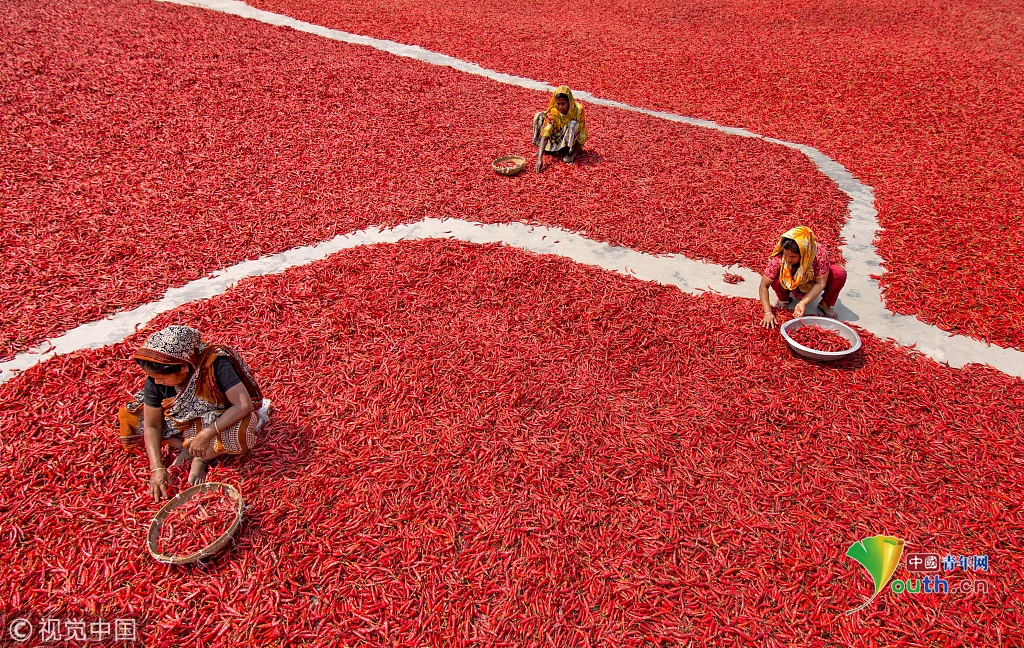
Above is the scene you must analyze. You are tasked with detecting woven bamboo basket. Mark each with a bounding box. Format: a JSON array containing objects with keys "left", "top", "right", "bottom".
[
  {"left": 492, "top": 154, "right": 527, "bottom": 176},
  {"left": 148, "top": 481, "right": 244, "bottom": 565}
]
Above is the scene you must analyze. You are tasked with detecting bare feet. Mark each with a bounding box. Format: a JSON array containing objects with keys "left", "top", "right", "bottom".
[
  {"left": 564, "top": 152, "right": 577, "bottom": 164},
  {"left": 188, "top": 457, "right": 209, "bottom": 486},
  {"left": 819, "top": 303, "right": 837, "bottom": 318},
  {"left": 171, "top": 446, "right": 192, "bottom": 468}
]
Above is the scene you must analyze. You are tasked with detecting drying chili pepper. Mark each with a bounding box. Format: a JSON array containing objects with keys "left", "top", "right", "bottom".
[
  {"left": 788, "top": 325, "right": 851, "bottom": 352},
  {"left": 3, "top": 0, "right": 1024, "bottom": 643},
  {"left": 0, "top": 240, "right": 1020, "bottom": 646},
  {"left": 246, "top": 0, "right": 1024, "bottom": 351},
  {"left": 0, "top": 0, "right": 851, "bottom": 361},
  {"left": 157, "top": 491, "right": 238, "bottom": 557}
]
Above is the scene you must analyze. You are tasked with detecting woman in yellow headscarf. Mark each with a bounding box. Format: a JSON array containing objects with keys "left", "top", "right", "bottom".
[
  {"left": 758, "top": 226, "right": 847, "bottom": 328},
  {"left": 533, "top": 86, "right": 589, "bottom": 172}
]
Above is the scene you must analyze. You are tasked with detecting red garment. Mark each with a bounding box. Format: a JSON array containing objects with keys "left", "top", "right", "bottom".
[{"left": 771, "top": 262, "right": 847, "bottom": 307}]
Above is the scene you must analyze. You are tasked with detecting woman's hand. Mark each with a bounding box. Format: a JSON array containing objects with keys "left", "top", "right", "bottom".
[
  {"left": 761, "top": 310, "right": 778, "bottom": 329},
  {"left": 188, "top": 427, "right": 218, "bottom": 460},
  {"left": 793, "top": 302, "right": 807, "bottom": 319},
  {"left": 149, "top": 467, "right": 170, "bottom": 502}
]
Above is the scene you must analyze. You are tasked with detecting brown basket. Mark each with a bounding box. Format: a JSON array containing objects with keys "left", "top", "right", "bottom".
[
  {"left": 147, "top": 481, "right": 244, "bottom": 565},
  {"left": 492, "top": 154, "right": 527, "bottom": 177}
]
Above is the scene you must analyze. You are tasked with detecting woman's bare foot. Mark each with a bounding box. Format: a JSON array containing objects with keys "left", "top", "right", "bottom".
[
  {"left": 188, "top": 457, "right": 209, "bottom": 486},
  {"left": 819, "top": 303, "right": 837, "bottom": 318},
  {"left": 171, "top": 446, "right": 192, "bottom": 468}
]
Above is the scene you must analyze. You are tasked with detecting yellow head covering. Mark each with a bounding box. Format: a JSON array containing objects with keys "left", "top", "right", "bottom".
[
  {"left": 771, "top": 226, "right": 818, "bottom": 293},
  {"left": 541, "top": 86, "right": 589, "bottom": 145}
]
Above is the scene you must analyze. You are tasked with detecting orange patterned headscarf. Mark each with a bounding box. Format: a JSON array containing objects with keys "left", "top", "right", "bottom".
[
  {"left": 771, "top": 226, "right": 818, "bottom": 293},
  {"left": 132, "top": 325, "right": 203, "bottom": 369}
]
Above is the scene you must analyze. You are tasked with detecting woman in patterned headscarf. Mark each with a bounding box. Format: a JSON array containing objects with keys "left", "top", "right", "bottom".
[
  {"left": 533, "top": 86, "right": 589, "bottom": 172},
  {"left": 758, "top": 226, "right": 847, "bottom": 328},
  {"left": 117, "top": 325, "right": 268, "bottom": 501}
]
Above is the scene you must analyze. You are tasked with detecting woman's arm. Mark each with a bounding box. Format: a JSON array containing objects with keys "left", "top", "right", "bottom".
[
  {"left": 794, "top": 273, "right": 829, "bottom": 318},
  {"left": 188, "top": 383, "right": 254, "bottom": 460},
  {"left": 759, "top": 275, "right": 778, "bottom": 329},
  {"left": 535, "top": 136, "right": 548, "bottom": 173},
  {"left": 143, "top": 405, "right": 170, "bottom": 501}
]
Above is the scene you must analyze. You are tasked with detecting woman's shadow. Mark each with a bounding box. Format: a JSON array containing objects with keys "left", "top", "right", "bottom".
[
  {"left": 232, "top": 418, "right": 315, "bottom": 482},
  {"left": 572, "top": 149, "right": 605, "bottom": 167}
]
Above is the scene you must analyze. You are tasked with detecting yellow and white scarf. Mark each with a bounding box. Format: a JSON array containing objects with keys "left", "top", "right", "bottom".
[{"left": 771, "top": 226, "right": 818, "bottom": 293}]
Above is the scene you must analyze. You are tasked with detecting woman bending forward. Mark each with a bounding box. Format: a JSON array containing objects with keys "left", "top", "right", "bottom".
[
  {"left": 117, "top": 325, "right": 268, "bottom": 501},
  {"left": 759, "top": 226, "right": 847, "bottom": 328}
]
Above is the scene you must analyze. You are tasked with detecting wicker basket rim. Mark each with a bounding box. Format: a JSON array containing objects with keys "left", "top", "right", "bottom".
[
  {"left": 492, "top": 154, "right": 528, "bottom": 176},
  {"left": 147, "top": 481, "right": 244, "bottom": 565}
]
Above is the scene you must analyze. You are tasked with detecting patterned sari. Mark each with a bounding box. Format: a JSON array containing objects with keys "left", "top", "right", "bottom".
[{"left": 117, "top": 325, "right": 266, "bottom": 455}]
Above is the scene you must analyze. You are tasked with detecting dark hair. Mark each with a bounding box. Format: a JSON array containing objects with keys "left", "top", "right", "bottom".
[
  {"left": 135, "top": 359, "right": 186, "bottom": 375},
  {"left": 780, "top": 238, "right": 801, "bottom": 254},
  {"left": 555, "top": 93, "right": 569, "bottom": 102}
]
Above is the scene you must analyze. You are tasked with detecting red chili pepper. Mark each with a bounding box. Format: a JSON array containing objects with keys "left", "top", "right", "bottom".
[
  {"left": 788, "top": 325, "right": 852, "bottom": 352},
  {"left": 3, "top": 0, "right": 1024, "bottom": 644},
  {"left": 156, "top": 491, "right": 237, "bottom": 557}
]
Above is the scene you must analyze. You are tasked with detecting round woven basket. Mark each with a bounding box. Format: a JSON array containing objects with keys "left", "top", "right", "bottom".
[
  {"left": 148, "top": 481, "right": 244, "bottom": 565},
  {"left": 492, "top": 154, "right": 527, "bottom": 177}
]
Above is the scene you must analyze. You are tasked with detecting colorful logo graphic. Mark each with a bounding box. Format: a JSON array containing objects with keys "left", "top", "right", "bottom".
[{"left": 845, "top": 535, "right": 905, "bottom": 614}]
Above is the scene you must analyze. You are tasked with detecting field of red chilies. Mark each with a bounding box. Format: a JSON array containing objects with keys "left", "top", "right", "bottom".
[
  {"left": 250, "top": 0, "right": 1024, "bottom": 351},
  {"left": 1, "top": 0, "right": 1023, "bottom": 645},
  {"left": 0, "top": 0, "right": 848, "bottom": 361},
  {"left": 3, "top": 242, "right": 1023, "bottom": 645}
]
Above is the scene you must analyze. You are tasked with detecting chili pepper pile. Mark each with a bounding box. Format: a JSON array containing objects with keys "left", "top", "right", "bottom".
[
  {"left": 493, "top": 159, "right": 523, "bottom": 171},
  {"left": 0, "top": 241, "right": 1021, "bottom": 645},
  {"left": 2, "top": 0, "right": 1023, "bottom": 644},
  {"left": 249, "top": 0, "right": 1024, "bottom": 351},
  {"left": 788, "top": 325, "right": 852, "bottom": 353},
  {"left": 722, "top": 272, "right": 745, "bottom": 285},
  {"left": 157, "top": 491, "right": 238, "bottom": 557},
  {"left": 0, "top": 0, "right": 848, "bottom": 361}
]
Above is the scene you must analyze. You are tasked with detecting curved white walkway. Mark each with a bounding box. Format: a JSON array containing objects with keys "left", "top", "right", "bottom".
[
  {"left": 1, "top": 218, "right": 1021, "bottom": 383},
  {"left": 1, "top": 0, "right": 1020, "bottom": 383}
]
